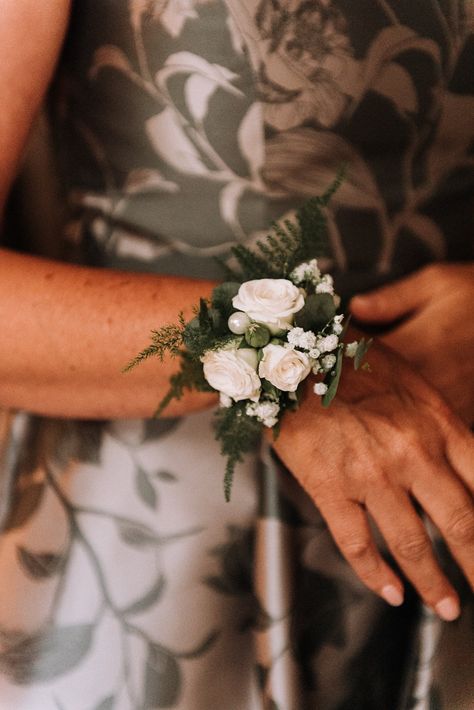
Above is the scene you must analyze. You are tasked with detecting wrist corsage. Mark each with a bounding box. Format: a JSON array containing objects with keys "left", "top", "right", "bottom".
[{"left": 125, "top": 173, "right": 371, "bottom": 500}]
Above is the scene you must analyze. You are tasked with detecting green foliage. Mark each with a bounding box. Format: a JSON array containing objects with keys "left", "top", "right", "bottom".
[
  {"left": 296, "top": 166, "right": 345, "bottom": 260},
  {"left": 322, "top": 347, "right": 344, "bottom": 408},
  {"left": 245, "top": 323, "right": 270, "bottom": 348},
  {"left": 223, "top": 166, "right": 345, "bottom": 282},
  {"left": 294, "top": 293, "right": 336, "bottom": 331},
  {"left": 183, "top": 299, "right": 235, "bottom": 356},
  {"left": 155, "top": 353, "right": 212, "bottom": 417},
  {"left": 123, "top": 315, "right": 186, "bottom": 372},
  {"left": 354, "top": 338, "right": 373, "bottom": 370},
  {"left": 211, "top": 282, "right": 241, "bottom": 319},
  {"left": 214, "top": 403, "right": 262, "bottom": 501}
]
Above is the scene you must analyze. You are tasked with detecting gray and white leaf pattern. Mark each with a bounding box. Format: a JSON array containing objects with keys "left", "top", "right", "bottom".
[{"left": 0, "top": 1, "right": 472, "bottom": 708}]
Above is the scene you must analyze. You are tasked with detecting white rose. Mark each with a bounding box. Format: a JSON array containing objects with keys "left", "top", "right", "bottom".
[
  {"left": 259, "top": 344, "right": 311, "bottom": 392},
  {"left": 201, "top": 348, "right": 261, "bottom": 402},
  {"left": 232, "top": 279, "right": 304, "bottom": 331}
]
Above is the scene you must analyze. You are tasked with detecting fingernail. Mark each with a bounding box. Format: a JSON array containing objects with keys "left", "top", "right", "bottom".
[
  {"left": 382, "top": 585, "right": 404, "bottom": 607},
  {"left": 435, "top": 597, "right": 460, "bottom": 621}
]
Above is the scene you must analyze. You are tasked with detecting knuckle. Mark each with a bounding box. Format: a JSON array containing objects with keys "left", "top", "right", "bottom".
[
  {"left": 445, "top": 506, "right": 474, "bottom": 545},
  {"left": 390, "top": 429, "right": 421, "bottom": 459},
  {"left": 395, "top": 533, "right": 430, "bottom": 562},
  {"left": 340, "top": 536, "right": 377, "bottom": 573},
  {"left": 361, "top": 463, "right": 386, "bottom": 488}
]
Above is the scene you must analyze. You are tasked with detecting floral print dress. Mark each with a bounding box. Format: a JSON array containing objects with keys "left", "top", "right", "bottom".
[{"left": 0, "top": 2, "right": 473, "bottom": 709}]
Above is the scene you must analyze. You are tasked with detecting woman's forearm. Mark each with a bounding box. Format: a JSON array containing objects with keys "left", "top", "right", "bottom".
[{"left": 0, "top": 247, "right": 218, "bottom": 419}]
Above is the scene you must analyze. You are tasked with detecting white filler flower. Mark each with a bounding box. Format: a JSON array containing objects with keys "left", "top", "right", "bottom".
[
  {"left": 317, "top": 334, "right": 339, "bottom": 353},
  {"left": 321, "top": 354, "right": 337, "bottom": 371},
  {"left": 246, "top": 400, "right": 280, "bottom": 428},
  {"left": 345, "top": 341, "right": 359, "bottom": 358},
  {"left": 259, "top": 344, "right": 311, "bottom": 392},
  {"left": 201, "top": 348, "right": 261, "bottom": 402},
  {"left": 313, "top": 382, "right": 328, "bottom": 396},
  {"left": 232, "top": 279, "right": 304, "bottom": 331},
  {"left": 287, "top": 327, "right": 317, "bottom": 351},
  {"left": 315, "top": 274, "right": 335, "bottom": 294},
  {"left": 290, "top": 259, "right": 321, "bottom": 285}
]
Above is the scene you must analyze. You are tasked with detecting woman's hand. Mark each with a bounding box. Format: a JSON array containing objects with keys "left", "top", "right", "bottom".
[
  {"left": 271, "top": 338, "right": 474, "bottom": 620},
  {"left": 350, "top": 262, "right": 474, "bottom": 425}
]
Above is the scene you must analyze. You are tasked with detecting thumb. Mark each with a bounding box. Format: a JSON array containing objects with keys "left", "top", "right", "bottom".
[{"left": 349, "top": 271, "right": 430, "bottom": 323}]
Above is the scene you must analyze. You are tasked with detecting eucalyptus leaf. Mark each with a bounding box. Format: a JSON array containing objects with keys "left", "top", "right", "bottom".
[
  {"left": 143, "top": 644, "right": 181, "bottom": 708},
  {"left": 322, "top": 348, "right": 343, "bottom": 408},
  {"left": 294, "top": 294, "right": 336, "bottom": 331},
  {"left": 16, "top": 547, "right": 65, "bottom": 579},
  {"left": 354, "top": 338, "right": 373, "bottom": 370}
]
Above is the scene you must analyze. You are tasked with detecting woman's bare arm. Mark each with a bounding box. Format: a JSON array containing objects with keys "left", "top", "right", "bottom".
[
  {"left": 0, "top": 249, "right": 218, "bottom": 418},
  {"left": 0, "top": 1, "right": 71, "bottom": 208},
  {"left": 0, "top": 1, "right": 217, "bottom": 419}
]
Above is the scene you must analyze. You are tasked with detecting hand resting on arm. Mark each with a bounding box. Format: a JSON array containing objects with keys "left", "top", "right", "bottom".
[
  {"left": 272, "top": 331, "right": 474, "bottom": 621},
  {"left": 351, "top": 262, "right": 474, "bottom": 425}
]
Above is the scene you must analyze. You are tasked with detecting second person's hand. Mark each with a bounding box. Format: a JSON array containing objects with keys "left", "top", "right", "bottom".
[{"left": 271, "top": 336, "right": 474, "bottom": 620}]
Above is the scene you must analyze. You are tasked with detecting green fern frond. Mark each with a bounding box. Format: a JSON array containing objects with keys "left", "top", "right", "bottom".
[
  {"left": 214, "top": 404, "right": 262, "bottom": 501},
  {"left": 123, "top": 321, "right": 185, "bottom": 372},
  {"left": 230, "top": 244, "right": 276, "bottom": 280},
  {"left": 155, "top": 353, "right": 211, "bottom": 417}
]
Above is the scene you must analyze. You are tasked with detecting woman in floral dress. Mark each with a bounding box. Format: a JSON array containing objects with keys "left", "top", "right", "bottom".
[{"left": 0, "top": 1, "right": 473, "bottom": 709}]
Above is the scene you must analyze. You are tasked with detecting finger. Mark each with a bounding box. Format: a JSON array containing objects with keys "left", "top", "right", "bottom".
[
  {"left": 317, "top": 497, "right": 405, "bottom": 607},
  {"left": 366, "top": 484, "right": 460, "bottom": 621},
  {"left": 443, "top": 421, "right": 474, "bottom": 494},
  {"left": 350, "top": 270, "right": 431, "bottom": 323},
  {"left": 411, "top": 464, "right": 474, "bottom": 592}
]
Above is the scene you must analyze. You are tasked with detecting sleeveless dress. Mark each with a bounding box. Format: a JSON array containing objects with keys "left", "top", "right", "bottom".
[{"left": 0, "top": 2, "right": 473, "bottom": 709}]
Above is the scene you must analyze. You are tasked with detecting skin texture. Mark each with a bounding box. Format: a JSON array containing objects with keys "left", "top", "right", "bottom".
[
  {"left": 0, "top": 249, "right": 218, "bottom": 419},
  {"left": 271, "top": 334, "right": 474, "bottom": 621},
  {"left": 350, "top": 262, "right": 474, "bottom": 426},
  {"left": 1, "top": 1, "right": 473, "bottom": 618}
]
